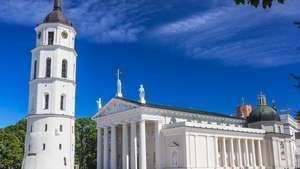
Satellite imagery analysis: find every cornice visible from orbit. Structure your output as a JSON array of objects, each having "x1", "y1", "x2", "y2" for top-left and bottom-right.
[
  {"x1": 29, "y1": 77, "x2": 76, "y2": 85},
  {"x1": 31, "y1": 45, "x2": 78, "y2": 57},
  {"x1": 26, "y1": 113, "x2": 75, "y2": 120}
]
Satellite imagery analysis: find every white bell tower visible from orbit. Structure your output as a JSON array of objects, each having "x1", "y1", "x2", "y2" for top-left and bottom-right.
[{"x1": 22, "y1": 0, "x2": 77, "y2": 169}]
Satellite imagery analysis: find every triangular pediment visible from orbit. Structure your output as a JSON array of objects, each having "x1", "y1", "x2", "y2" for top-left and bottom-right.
[{"x1": 94, "y1": 97, "x2": 140, "y2": 118}]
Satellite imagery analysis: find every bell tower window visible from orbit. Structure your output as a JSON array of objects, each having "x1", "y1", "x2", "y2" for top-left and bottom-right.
[
  {"x1": 37, "y1": 32, "x2": 42, "y2": 40},
  {"x1": 44, "y1": 94, "x2": 49, "y2": 110},
  {"x1": 60, "y1": 95, "x2": 66, "y2": 110},
  {"x1": 64, "y1": 157, "x2": 67, "y2": 166},
  {"x1": 48, "y1": 32, "x2": 54, "y2": 45},
  {"x1": 60, "y1": 125, "x2": 63, "y2": 132},
  {"x1": 33, "y1": 60, "x2": 37, "y2": 79},
  {"x1": 61, "y1": 60, "x2": 68, "y2": 78},
  {"x1": 46, "y1": 58, "x2": 51, "y2": 77}
]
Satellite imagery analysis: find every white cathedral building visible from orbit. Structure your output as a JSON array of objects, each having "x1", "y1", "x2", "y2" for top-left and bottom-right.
[
  {"x1": 93, "y1": 77, "x2": 297, "y2": 169},
  {"x1": 21, "y1": 0, "x2": 300, "y2": 169}
]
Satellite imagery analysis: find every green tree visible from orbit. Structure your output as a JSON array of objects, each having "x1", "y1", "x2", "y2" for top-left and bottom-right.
[
  {"x1": 292, "y1": 74, "x2": 300, "y2": 89},
  {"x1": 234, "y1": 0, "x2": 285, "y2": 8},
  {"x1": 296, "y1": 110, "x2": 300, "y2": 120},
  {"x1": 75, "y1": 117, "x2": 97, "y2": 169},
  {"x1": 0, "y1": 120, "x2": 26, "y2": 169}
]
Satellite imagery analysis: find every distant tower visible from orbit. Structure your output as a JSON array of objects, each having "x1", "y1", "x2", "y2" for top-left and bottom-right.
[
  {"x1": 258, "y1": 92, "x2": 267, "y2": 106},
  {"x1": 236, "y1": 97, "x2": 252, "y2": 118},
  {"x1": 22, "y1": 0, "x2": 77, "y2": 169}
]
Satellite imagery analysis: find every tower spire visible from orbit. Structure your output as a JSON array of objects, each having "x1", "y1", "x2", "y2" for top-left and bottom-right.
[
  {"x1": 258, "y1": 92, "x2": 267, "y2": 106},
  {"x1": 116, "y1": 69, "x2": 123, "y2": 97},
  {"x1": 54, "y1": 0, "x2": 62, "y2": 11}
]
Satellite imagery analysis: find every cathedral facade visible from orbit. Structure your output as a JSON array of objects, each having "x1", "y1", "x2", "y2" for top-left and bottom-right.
[{"x1": 94, "y1": 79, "x2": 297, "y2": 169}]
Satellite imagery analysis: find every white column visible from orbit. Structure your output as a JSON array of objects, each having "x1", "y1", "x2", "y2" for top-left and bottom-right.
[
  {"x1": 222, "y1": 137, "x2": 228, "y2": 168},
  {"x1": 238, "y1": 139, "x2": 243, "y2": 168},
  {"x1": 245, "y1": 139, "x2": 250, "y2": 167},
  {"x1": 122, "y1": 124, "x2": 129, "y2": 169},
  {"x1": 130, "y1": 122, "x2": 138, "y2": 169},
  {"x1": 214, "y1": 137, "x2": 220, "y2": 168},
  {"x1": 230, "y1": 138, "x2": 235, "y2": 168},
  {"x1": 139, "y1": 120, "x2": 147, "y2": 169},
  {"x1": 257, "y1": 140, "x2": 263, "y2": 167},
  {"x1": 103, "y1": 128, "x2": 108, "y2": 169},
  {"x1": 97, "y1": 128, "x2": 102, "y2": 169},
  {"x1": 111, "y1": 126, "x2": 117, "y2": 169},
  {"x1": 285, "y1": 140, "x2": 290, "y2": 167},
  {"x1": 155, "y1": 121, "x2": 162, "y2": 169},
  {"x1": 252, "y1": 139, "x2": 257, "y2": 167}
]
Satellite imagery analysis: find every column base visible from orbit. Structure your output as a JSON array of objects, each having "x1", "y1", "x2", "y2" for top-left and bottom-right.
[{"x1": 243, "y1": 166, "x2": 264, "y2": 169}]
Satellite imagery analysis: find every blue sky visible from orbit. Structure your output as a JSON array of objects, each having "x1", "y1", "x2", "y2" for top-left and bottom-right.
[{"x1": 0, "y1": 0, "x2": 300, "y2": 127}]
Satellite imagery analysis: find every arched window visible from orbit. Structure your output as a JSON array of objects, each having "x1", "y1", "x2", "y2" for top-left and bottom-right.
[
  {"x1": 44, "y1": 93, "x2": 49, "y2": 110},
  {"x1": 60, "y1": 125, "x2": 63, "y2": 132},
  {"x1": 60, "y1": 95, "x2": 66, "y2": 110},
  {"x1": 43, "y1": 143, "x2": 46, "y2": 151},
  {"x1": 45, "y1": 124, "x2": 48, "y2": 132},
  {"x1": 61, "y1": 60, "x2": 68, "y2": 78},
  {"x1": 33, "y1": 60, "x2": 37, "y2": 79},
  {"x1": 46, "y1": 58, "x2": 51, "y2": 77},
  {"x1": 59, "y1": 144, "x2": 62, "y2": 150}
]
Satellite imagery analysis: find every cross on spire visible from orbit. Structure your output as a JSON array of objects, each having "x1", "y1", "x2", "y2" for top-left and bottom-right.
[
  {"x1": 54, "y1": 0, "x2": 62, "y2": 11},
  {"x1": 116, "y1": 68, "x2": 121, "y2": 81}
]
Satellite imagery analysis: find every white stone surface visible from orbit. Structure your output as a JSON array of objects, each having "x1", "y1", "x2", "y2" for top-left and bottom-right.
[
  {"x1": 94, "y1": 97, "x2": 296, "y2": 169},
  {"x1": 22, "y1": 19, "x2": 77, "y2": 169}
]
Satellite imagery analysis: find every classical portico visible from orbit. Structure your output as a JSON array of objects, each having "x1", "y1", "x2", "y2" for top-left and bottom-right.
[
  {"x1": 93, "y1": 75, "x2": 295, "y2": 169},
  {"x1": 95, "y1": 102, "x2": 164, "y2": 169}
]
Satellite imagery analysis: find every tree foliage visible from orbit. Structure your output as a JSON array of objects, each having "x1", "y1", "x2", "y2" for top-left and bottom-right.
[
  {"x1": 0, "y1": 117, "x2": 97, "y2": 169},
  {"x1": 296, "y1": 110, "x2": 300, "y2": 120},
  {"x1": 0, "y1": 120, "x2": 26, "y2": 169},
  {"x1": 290, "y1": 73, "x2": 300, "y2": 89},
  {"x1": 75, "y1": 117, "x2": 97, "y2": 169},
  {"x1": 234, "y1": 0, "x2": 285, "y2": 8}
]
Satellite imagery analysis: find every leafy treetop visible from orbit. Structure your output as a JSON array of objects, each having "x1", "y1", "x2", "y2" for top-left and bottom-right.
[{"x1": 235, "y1": 0, "x2": 285, "y2": 8}]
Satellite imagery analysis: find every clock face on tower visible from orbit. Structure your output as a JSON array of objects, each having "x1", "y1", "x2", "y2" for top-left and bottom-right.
[{"x1": 62, "y1": 31, "x2": 68, "y2": 39}]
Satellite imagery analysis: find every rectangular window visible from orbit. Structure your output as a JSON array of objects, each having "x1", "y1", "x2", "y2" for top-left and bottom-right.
[
  {"x1": 59, "y1": 144, "x2": 62, "y2": 150},
  {"x1": 61, "y1": 60, "x2": 68, "y2": 78},
  {"x1": 43, "y1": 143, "x2": 46, "y2": 151},
  {"x1": 60, "y1": 125, "x2": 63, "y2": 132},
  {"x1": 60, "y1": 95, "x2": 65, "y2": 110},
  {"x1": 48, "y1": 32, "x2": 54, "y2": 45},
  {"x1": 64, "y1": 157, "x2": 67, "y2": 166},
  {"x1": 44, "y1": 94, "x2": 49, "y2": 110},
  {"x1": 33, "y1": 60, "x2": 37, "y2": 79},
  {"x1": 45, "y1": 124, "x2": 48, "y2": 132},
  {"x1": 46, "y1": 58, "x2": 51, "y2": 78}
]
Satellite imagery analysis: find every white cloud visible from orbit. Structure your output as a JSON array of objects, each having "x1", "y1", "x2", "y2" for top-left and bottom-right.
[
  {"x1": 0, "y1": 0, "x2": 226, "y2": 43},
  {"x1": 152, "y1": 0, "x2": 300, "y2": 67},
  {"x1": 0, "y1": 0, "x2": 155, "y2": 42}
]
